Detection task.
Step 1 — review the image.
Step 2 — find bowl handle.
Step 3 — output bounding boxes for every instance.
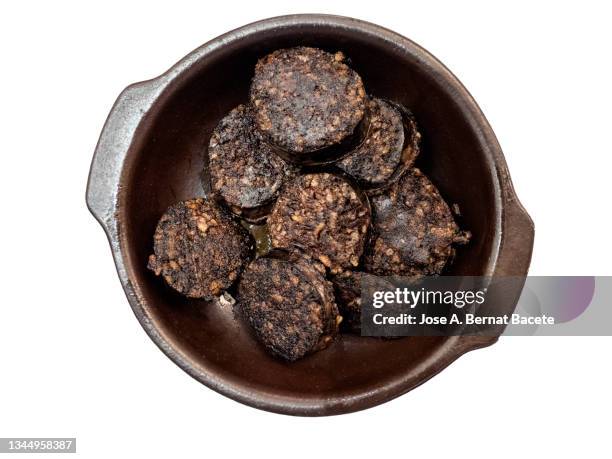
[459,181,535,351]
[86,79,164,233]
[495,193,535,277]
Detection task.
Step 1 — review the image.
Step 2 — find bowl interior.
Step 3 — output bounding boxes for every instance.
[120,22,499,410]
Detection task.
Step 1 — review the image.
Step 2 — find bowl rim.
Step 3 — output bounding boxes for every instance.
[86,14,534,416]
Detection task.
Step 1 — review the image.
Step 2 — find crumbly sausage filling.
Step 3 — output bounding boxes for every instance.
[148,198,251,299]
[268,173,371,274]
[209,104,295,213]
[148,45,472,361]
[250,47,366,153]
[238,254,340,361]
[365,168,469,276]
[338,98,404,185]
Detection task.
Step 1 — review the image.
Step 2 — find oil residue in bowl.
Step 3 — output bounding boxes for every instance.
[242,221,272,257]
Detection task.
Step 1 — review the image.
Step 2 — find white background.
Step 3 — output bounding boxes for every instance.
[1,1,610,457]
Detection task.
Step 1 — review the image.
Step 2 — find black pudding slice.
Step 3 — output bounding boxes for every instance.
[332,271,397,334]
[250,47,367,162]
[364,168,470,276]
[268,173,371,274]
[338,98,421,190]
[148,198,251,300]
[208,104,295,222]
[238,251,341,361]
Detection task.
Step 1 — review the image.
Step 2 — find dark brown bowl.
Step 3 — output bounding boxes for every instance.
[86,14,534,416]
